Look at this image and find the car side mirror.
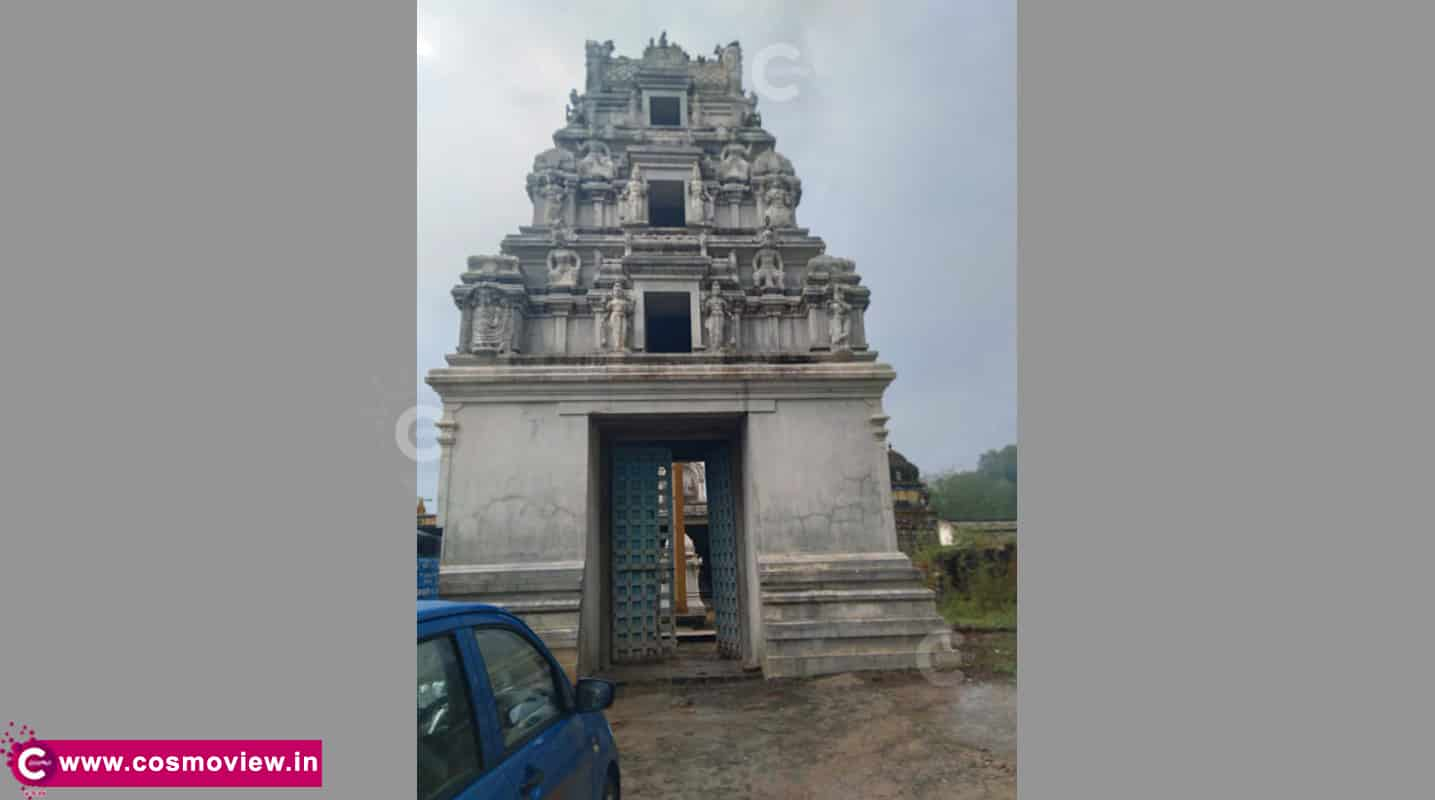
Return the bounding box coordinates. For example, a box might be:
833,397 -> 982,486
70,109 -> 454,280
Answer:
574,678 -> 616,712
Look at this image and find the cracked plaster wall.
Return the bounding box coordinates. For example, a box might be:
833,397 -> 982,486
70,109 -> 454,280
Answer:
443,402 -> 589,565
746,399 -> 894,555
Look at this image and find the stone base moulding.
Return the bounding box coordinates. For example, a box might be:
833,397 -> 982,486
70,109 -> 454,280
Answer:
757,552 -> 959,678
439,561 -> 584,678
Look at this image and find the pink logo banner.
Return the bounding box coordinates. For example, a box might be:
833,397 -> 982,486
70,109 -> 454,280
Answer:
6,739 -> 322,789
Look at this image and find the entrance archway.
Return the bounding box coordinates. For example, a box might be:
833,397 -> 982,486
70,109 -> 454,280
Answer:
589,415 -> 751,675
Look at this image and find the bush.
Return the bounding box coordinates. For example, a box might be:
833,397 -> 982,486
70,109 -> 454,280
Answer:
927,471 -> 1016,521
919,535 -> 1017,630
927,444 -> 1018,521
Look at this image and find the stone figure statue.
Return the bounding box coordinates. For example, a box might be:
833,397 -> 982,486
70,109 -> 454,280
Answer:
565,89 -> 585,125
683,461 -> 707,503
471,286 -> 518,354
628,87 -> 642,125
753,247 -> 784,292
828,283 -> 852,351
605,279 -> 634,352
577,141 -> 615,180
546,224 -> 581,289
542,181 -> 566,226
762,185 -> 794,227
720,42 -> 742,95
619,165 -> 647,225
690,92 -> 704,127
719,143 -> 750,183
742,91 -> 762,127
703,281 -> 729,351
686,165 -> 715,225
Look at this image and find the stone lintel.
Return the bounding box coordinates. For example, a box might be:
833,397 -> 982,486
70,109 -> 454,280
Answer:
427,361 -> 896,405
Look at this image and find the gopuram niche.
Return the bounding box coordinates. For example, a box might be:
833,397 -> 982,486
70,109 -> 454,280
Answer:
427,34 -> 957,679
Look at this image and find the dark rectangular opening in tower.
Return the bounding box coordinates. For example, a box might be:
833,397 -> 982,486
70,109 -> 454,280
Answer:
645,292 -> 692,353
649,96 -> 681,126
648,180 -> 685,227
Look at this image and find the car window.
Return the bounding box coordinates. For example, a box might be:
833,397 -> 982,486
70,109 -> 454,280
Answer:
472,627 -> 565,753
417,635 -> 482,800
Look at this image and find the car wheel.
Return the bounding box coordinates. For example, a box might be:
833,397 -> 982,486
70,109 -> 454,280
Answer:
602,769 -> 619,800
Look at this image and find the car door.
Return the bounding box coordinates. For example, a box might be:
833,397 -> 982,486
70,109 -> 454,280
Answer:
417,629 -> 513,800
470,623 -> 592,800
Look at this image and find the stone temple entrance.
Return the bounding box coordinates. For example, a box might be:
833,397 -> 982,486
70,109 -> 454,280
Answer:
602,423 -> 746,673
428,34 -> 958,680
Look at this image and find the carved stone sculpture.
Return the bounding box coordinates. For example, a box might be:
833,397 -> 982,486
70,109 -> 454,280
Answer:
542,181 -> 566,226
546,224 -> 581,289
690,92 -> 705,127
719,143 -> 750,183
605,279 -> 634,352
686,165 -> 715,225
565,89 -> 586,125
742,90 -> 762,127
703,281 -> 729,351
720,42 -> 742,95
470,286 -> 520,355
828,283 -> 852,351
751,223 -> 784,292
762,184 -> 794,227
753,247 -> 784,291
619,165 -> 647,225
577,141 -> 615,180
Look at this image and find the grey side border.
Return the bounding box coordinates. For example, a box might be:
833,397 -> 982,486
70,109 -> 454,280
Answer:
0,3 -> 415,797
1021,1 -> 1434,796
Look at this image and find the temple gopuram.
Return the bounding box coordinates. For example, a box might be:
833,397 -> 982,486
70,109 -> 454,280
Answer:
427,34 -> 956,679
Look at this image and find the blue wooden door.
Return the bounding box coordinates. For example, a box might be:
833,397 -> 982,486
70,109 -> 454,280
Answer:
705,446 -> 742,659
610,446 -> 676,664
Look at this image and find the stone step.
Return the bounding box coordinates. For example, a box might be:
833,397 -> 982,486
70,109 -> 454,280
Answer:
760,563 -> 924,587
763,649 -> 962,680
760,586 -> 941,624
760,586 -> 937,605
461,596 -> 581,614
764,616 -> 950,641
767,635 -> 952,659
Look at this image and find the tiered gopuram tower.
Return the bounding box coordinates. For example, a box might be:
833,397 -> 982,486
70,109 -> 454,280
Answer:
427,34 -> 956,679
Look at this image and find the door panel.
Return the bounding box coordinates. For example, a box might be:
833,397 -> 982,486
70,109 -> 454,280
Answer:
706,446 -> 742,659
416,634 -> 488,800
472,626 -> 589,799
610,445 -> 676,664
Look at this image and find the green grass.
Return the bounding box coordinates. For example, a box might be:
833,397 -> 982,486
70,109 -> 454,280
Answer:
940,594 -> 1017,631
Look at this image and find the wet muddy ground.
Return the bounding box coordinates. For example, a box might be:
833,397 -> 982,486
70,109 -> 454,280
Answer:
606,636 -> 1016,799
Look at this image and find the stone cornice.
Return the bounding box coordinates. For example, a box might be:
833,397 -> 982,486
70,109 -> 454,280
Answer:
426,360 -> 896,404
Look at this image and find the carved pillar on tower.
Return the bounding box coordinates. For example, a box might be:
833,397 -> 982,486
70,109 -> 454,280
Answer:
720,184 -> 746,228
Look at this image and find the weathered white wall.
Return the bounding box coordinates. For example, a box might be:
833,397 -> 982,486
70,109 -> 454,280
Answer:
745,398 -> 896,556
442,402 -> 591,565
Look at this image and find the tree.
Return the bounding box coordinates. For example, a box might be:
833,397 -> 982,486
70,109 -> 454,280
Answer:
928,444 -> 1017,521
977,445 -> 1018,484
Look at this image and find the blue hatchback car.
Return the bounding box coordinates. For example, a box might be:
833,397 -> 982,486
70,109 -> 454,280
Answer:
418,601 -> 620,800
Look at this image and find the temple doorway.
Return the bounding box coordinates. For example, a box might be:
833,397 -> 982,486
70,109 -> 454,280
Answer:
597,417 -> 748,676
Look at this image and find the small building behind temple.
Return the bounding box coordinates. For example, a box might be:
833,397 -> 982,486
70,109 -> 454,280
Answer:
888,447 -> 938,556
417,498 -> 438,530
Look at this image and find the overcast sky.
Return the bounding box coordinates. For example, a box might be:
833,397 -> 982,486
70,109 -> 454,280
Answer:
416,0 -> 1014,504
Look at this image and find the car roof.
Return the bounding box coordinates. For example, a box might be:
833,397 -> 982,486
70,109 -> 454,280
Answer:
417,599 -> 516,624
